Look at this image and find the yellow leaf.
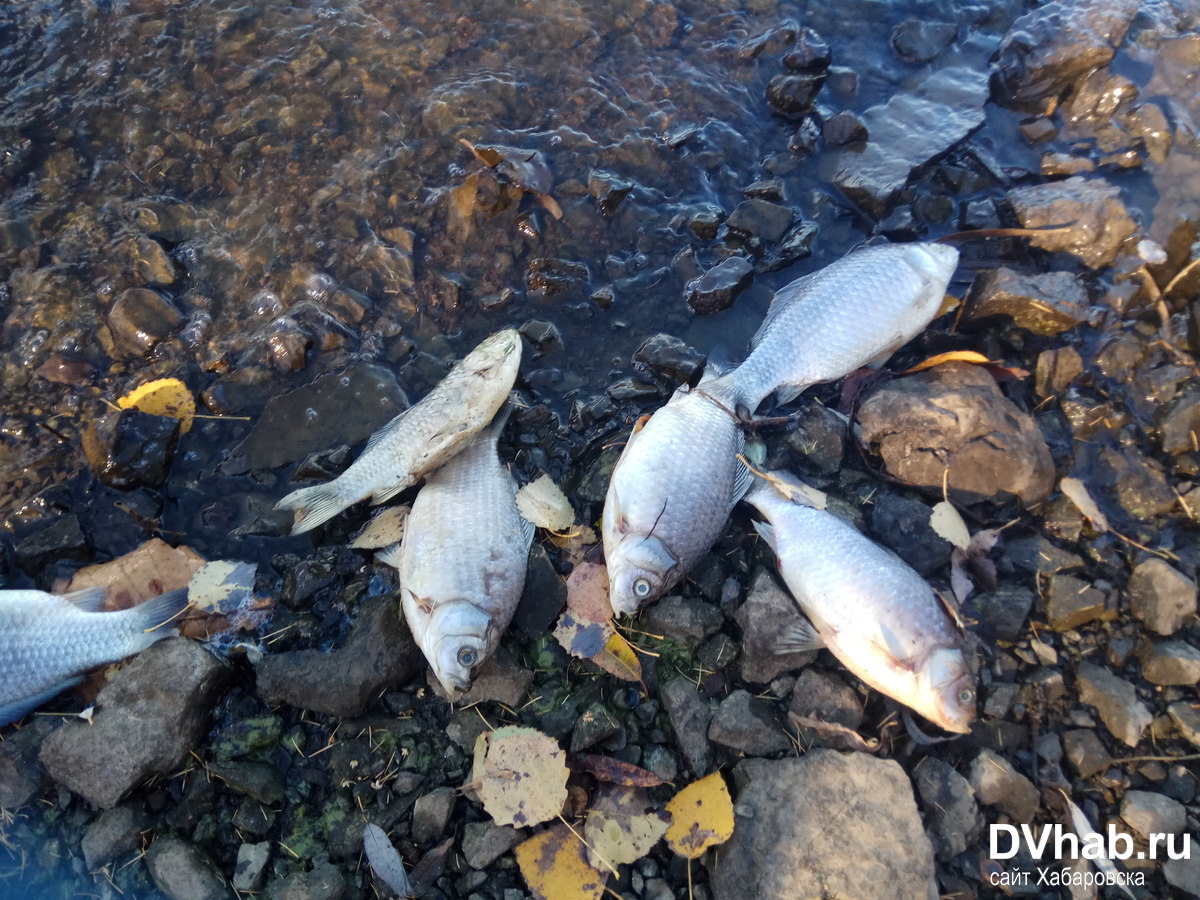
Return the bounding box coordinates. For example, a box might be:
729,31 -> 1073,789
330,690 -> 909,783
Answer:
583,784 -> 670,868
929,500 -> 971,551
472,726 -> 568,828
937,293 -> 960,316
664,772 -> 735,859
552,611 -> 642,683
515,823 -> 606,900
516,474 -> 575,532
902,350 -> 992,374
593,631 -> 642,683
117,378 -> 196,433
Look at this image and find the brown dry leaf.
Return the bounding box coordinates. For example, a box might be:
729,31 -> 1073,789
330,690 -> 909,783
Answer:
565,561 -> 613,624
663,772 -> 735,859
553,612 -> 642,683
929,500 -> 971,551
351,505 -> 411,549
516,474 -> 575,532
63,538 -> 205,611
460,139 -> 563,220
117,377 -> 196,433
903,350 -> 992,374
568,754 -> 667,788
472,726 -> 568,828
583,784 -> 671,868
1060,476 -> 1109,533
448,172 -> 479,242
514,823 -> 606,900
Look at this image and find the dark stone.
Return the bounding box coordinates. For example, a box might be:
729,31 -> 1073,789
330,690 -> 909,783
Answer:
788,117 -> 822,156
82,409 -> 180,490
588,170 -> 632,215
961,586 -> 1034,642
571,702 -> 622,752
969,749 -> 1040,822
744,179 -> 785,201
735,570 -> 816,684
1007,534 -> 1083,575
450,647 -> 534,707
834,67 -> 989,218
512,547 -> 567,639
890,19 -> 956,62
765,72 -> 825,116
146,836 -> 231,900
913,757 -> 983,861
725,199 -> 793,243
39,639 -> 230,809
822,111 -> 868,146
1160,390 -> 1200,455
1044,573 -> 1112,630
1129,559 -> 1197,635
856,362 -> 1056,506
757,220 -> 818,273
633,333 -> 706,384
688,209 -> 723,240
35,351 -> 96,386
788,669 -> 863,750
1093,446 -> 1177,521
709,690 -> 790,756
266,862 -> 346,900
866,492 -> 952,576
255,598 -> 415,717
210,760 -> 286,805
782,28 -> 830,71
0,718 -> 53,808
660,678 -> 713,777
965,267 -> 1091,335
1076,662 -> 1151,748
1006,176 -> 1137,269
107,288 -> 182,354
13,515 -> 90,571
82,803 -> 147,869
685,257 -> 754,314
642,595 -> 723,650
462,821 -> 521,869
1035,347 -> 1084,398
519,318 -> 564,355
527,257 -> 589,298
1062,728 -> 1111,778
1169,702 -> 1200,748
1139,640 -> 1200,686
782,405 -> 847,475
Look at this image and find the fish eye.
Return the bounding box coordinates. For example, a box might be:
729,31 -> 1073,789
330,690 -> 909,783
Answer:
958,688 -> 975,705
457,647 -> 478,668
633,577 -> 652,599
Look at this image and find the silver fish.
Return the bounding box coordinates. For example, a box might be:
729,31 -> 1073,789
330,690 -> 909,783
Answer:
0,587 -> 189,725
712,242 -> 959,410
378,412 -> 533,698
276,328 -> 522,534
746,471 -> 976,733
603,371 -> 750,616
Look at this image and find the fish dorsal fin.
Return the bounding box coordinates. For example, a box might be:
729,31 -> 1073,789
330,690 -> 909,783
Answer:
363,404 -> 414,455
61,586 -> 106,612
775,616 -> 824,654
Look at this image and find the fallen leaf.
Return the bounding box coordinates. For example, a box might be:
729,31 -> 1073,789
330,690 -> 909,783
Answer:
63,538 -> 205,611
188,560 -> 257,616
548,525 -> 599,568
461,140 -> 563,220
936,293 -> 960,317
553,612 -> 643,683
565,561 -> 612,624
1059,476 -> 1109,533
472,726 -> 569,828
516,474 -> 576,531
664,772 -> 734,859
351,505 -> 411,549
117,377 -> 196,433
583,784 -> 671,868
362,823 -> 412,898
568,754 -> 667,788
514,823 -> 606,900
929,500 -> 971,551
594,631 -> 642,683
903,350 -> 992,374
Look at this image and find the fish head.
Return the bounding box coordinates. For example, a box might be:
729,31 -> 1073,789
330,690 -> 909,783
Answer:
461,328 -> 522,381
607,534 -> 677,616
918,646 -> 977,734
425,601 -> 494,699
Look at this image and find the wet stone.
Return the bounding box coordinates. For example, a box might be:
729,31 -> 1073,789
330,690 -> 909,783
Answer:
1139,640 -> 1200,686
822,111 -> 867,146
632,333 -> 705,384
1160,390 -> 1200,455
519,318 -> 563,355
146,836 -> 231,900
866,492 -> 952,577
968,749 -> 1040,822
1045,574 -> 1111,631
782,28 -> 830,71
724,199 -> 793,243
107,288 -> 183,354
13,514 -> 90,571
788,116 -> 822,157
709,690 -> 790,757
1128,558 -> 1197,636
0,717 -> 54,808
964,267 -> 1090,335
685,256 -> 754,315
713,752 -> 934,900
1095,445 -> 1177,521
688,209 -> 723,240
588,170 -> 632,215
412,788 -> 457,846
1006,176 -> 1136,269
266,862 -> 346,900
735,569 -> 816,684
765,72 -> 825,116
462,821 -> 521,869
1035,347 -> 1084,398
856,362 -> 1055,506
890,19 -> 956,62
660,677 -> 713,777
913,757 -> 983,861
83,408 -> 180,490
607,377 -> 659,400
1063,728 -> 1112,778
1121,790 -> 1186,839
233,841 -> 272,892
82,803 -> 146,869
642,595 -> 723,650
781,405 -> 846,475
1075,662 -> 1152,748
962,586 -> 1034,642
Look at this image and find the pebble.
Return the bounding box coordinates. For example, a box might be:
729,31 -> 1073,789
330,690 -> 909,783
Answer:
821,110 -> 867,146
462,821 -> 522,870
632,333 -> 705,384
1139,640 -> 1200,686
146,836 -> 231,900
642,595 -> 724,649
208,760 -> 285,805
1035,347 -> 1084,398
968,749 -> 1040,822
788,669 -> 863,751
412,788 -> 457,846
964,267 -> 1090,335
708,690 -> 791,757
107,288 -> 183,354
266,861 -> 346,900
570,702 -> 622,752
512,547 -> 567,638
866,492 -> 952,576
1164,856 -> 1200,898
780,404 -> 847,475
781,28 -> 830,71
81,803 -> 146,870
1006,176 -> 1137,269
1044,574 -> 1112,630
1093,445 -> 1178,521
588,170 -> 632,215
1168,702 -> 1200,748
734,569 -> 816,684
13,514 -> 90,571
1120,790 -> 1186,839
724,199 -> 793,243
1128,558 -> 1197,635
684,256 -> 754,315
452,648 -> 535,707
660,678 -> 713,777
233,842 -> 272,892
0,718 -> 54,808
1075,662 -> 1152,748
1062,728 -> 1112,778
765,73 -> 825,116
913,757 -> 983,861
962,586 -> 1034,642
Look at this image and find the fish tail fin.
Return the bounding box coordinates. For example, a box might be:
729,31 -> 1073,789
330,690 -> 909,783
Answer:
125,588 -> 191,652
275,482 -> 351,534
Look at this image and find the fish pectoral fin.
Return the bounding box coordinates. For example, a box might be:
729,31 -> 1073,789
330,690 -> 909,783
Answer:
775,617 -> 824,654
61,586 -> 107,612
0,677 -> 85,727
873,625 -> 917,672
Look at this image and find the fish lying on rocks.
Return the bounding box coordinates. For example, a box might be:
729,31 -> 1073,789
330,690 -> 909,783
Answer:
745,470 -> 976,733
378,410 -> 533,698
276,328 -> 522,534
0,587 -> 190,726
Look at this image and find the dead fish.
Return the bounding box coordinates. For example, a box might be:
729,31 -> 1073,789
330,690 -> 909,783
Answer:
0,587 -> 190,726
746,470 -> 976,733
603,370 -> 750,616
377,411 -> 533,698
276,328 -> 522,535
712,242 -> 959,410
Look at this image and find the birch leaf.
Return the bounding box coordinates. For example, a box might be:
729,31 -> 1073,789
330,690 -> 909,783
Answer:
663,772 -> 735,859
516,474 -> 575,531
582,784 -> 670,868
472,727 -> 568,828
514,823 -> 606,900
930,501 -> 971,551
117,377 -> 196,433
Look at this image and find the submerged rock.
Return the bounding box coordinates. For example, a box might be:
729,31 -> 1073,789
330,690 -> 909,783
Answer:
107,288 -> 183,355
684,256 -> 754,314
1006,176 -> 1136,269
964,267 -> 1091,335
856,362 -> 1055,506
632,333 -> 705,384
83,408 -> 180,490
725,199 -> 793,243
713,752 -> 935,900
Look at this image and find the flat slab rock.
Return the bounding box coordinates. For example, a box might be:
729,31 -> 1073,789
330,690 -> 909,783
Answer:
1006,176 -> 1136,270
856,362 -> 1055,506
712,752 -> 935,900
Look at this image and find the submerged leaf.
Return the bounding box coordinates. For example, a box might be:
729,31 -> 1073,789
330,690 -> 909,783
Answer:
516,474 -> 575,531
117,377 -> 196,433
472,726 -> 568,828
583,784 -> 670,868
64,538 -> 205,611
664,772 -> 735,859
362,823 -> 412,898
514,823 -> 606,900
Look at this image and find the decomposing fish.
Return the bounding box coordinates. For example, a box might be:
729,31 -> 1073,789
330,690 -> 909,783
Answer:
378,411 -> 533,698
711,241 -> 960,410
603,370 -> 750,616
745,470 -> 976,733
0,587 -> 190,726
276,328 -> 522,534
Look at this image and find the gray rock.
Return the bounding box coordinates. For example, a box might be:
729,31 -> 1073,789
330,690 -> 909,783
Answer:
255,598 -> 415,718
570,702 -> 621,752
1140,640 -> 1200,686
632,333 -> 705,385
890,19 -> 956,62
642,745 -> 678,784
962,586 -> 1034,641
642,595 -> 724,650
856,362 -> 1055,506
1128,559 -> 1197,636
40,639 -> 230,809
1094,446 -> 1178,521
1035,347 -> 1084,399
0,716 -> 54,808
685,256 -> 754,315
735,569 -> 816,684
462,821 -> 522,869
1075,662 -> 1152,748
451,648 -> 534,707
1006,176 -> 1136,269
834,67 -> 988,217
1121,790 -> 1186,839
913,757 -> 983,861
1062,729 -> 1112,778
266,862 -> 346,900
781,405 -> 847,476
209,760 -> 286,805
108,288 -> 183,354
866,492 -> 952,576
1168,702 -> 1200,748
709,690 -> 791,757
1007,534 -> 1084,576
1045,574 -> 1112,631
712,752 -> 935,900
1164,855 -> 1200,897
82,804 -> 146,869
518,318 -> 563,355
1160,390 -> 1200,455
660,677 -> 713,776
725,199 -> 793,243
233,842 -> 271,892
788,669 -> 863,751
412,787 -> 457,846
968,749 -> 1040,822
964,267 -> 1091,335
146,836 -> 231,900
